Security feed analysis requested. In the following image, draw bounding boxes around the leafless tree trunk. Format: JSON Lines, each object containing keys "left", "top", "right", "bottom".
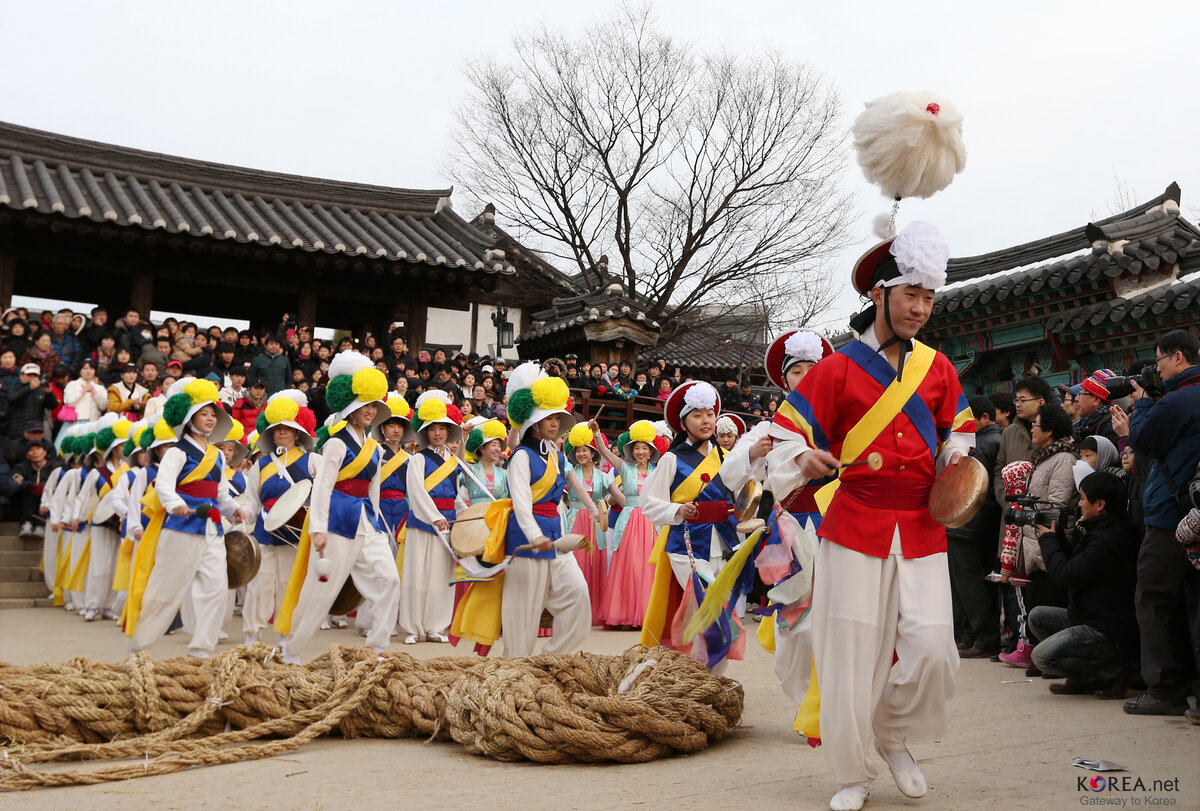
{"left": 446, "top": 2, "right": 852, "bottom": 336}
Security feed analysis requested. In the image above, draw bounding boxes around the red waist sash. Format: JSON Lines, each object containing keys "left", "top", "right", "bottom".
{"left": 335, "top": 480, "right": 370, "bottom": 497}
{"left": 780, "top": 485, "right": 820, "bottom": 515}
{"left": 178, "top": 481, "right": 218, "bottom": 499}
{"left": 686, "top": 500, "right": 732, "bottom": 524}
{"left": 432, "top": 497, "right": 455, "bottom": 510}
{"left": 839, "top": 477, "right": 932, "bottom": 510}
{"left": 380, "top": 489, "right": 406, "bottom": 500}
{"left": 532, "top": 501, "right": 559, "bottom": 518}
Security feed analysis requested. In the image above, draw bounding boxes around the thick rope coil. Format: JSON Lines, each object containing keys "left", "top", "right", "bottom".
{"left": 0, "top": 644, "right": 743, "bottom": 790}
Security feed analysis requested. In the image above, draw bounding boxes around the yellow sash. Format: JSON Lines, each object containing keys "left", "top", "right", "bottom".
{"left": 66, "top": 472, "right": 119, "bottom": 592}
{"left": 275, "top": 436, "right": 377, "bottom": 636}
{"left": 424, "top": 453, "right": 458, "bottom": 492}
{"left": 449, "top": 447, "right": 561, "bottom": 648}
{"left": 380, "top": 447, "right": 409, "bottom": 483}
{"left": 51, "top": 528, "right": 68, "bottom": 604}
{"left": 260, "top": 447, "right": 304, "bottom": 491}
{"left": 123, "top": 446, "right": 219, "bottom": 635}
{"left": 813, "top": 341, "right": 936, "bottom": 514}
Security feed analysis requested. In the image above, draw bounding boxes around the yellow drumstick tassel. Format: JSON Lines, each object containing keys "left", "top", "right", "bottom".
{"left": 681, "top": 525, "right": 765, "bottom": 644}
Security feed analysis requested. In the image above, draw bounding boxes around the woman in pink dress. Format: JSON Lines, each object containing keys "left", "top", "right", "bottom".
{"left": 564, "top": 423, "right": 617, "bottom": 625}
{"left": 596, "top": 419, "right": 660, "bottom": 629}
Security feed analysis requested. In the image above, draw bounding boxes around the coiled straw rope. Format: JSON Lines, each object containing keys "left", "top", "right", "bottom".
{"left": 0, "top": 644, "right": 743, "bottom": 790}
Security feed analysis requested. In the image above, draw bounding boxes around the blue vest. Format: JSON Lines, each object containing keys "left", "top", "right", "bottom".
{"left": 506, "top": 441, "right": 567, "bottom": 560}
{"left": 378, "top": 445, "right": 411, "bottom": 536}
{"left": 252, "top": 451, "right": 313, "bottom": 546}
{"left": 665, "top": 443, "right": 738, "bottom": 560}
{"left": 162, "top": 439, "right": 225, "bottom": 534}
{"left": 89, "top": 465, "right": 117, "bottom": 528}
{"left": 407, "top": 448, "right": 458, "bottom": 535}
{"left": 117, "top": 468, "right": 138, "bottom": 537}
{"left": 325, "top": 431, "right": 384, "bottom": 538}
{"left": 227, "top": 469, "right": 246, "bottom": 498}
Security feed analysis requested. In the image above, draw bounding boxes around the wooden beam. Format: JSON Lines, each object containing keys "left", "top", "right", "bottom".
{"left": 131, "top": 272, "right": 153, "bottom": 317}
{"left": 469, "top": 301, "right": 479, "bottom": 355}
{"left": 0, "top": 253, "right": 15, "bottom": 310}
{"left": 297, "top": 292, "right": 317, "bottom": 330}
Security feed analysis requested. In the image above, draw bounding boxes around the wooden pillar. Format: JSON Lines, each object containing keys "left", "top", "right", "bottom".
{"left": 131, "top": 271, "right": 153, "bottom": 318}
{"left": 469, "top": 302, "right": 479, "bottom": 355}
{"left": 407, "top": 302, "right": 428, "bottom": 350}
{"left": 297, "top": 292, "right": 317, "bottom": 331}
{"left": 0, "top": 254, "right": 15, "bottom": 311}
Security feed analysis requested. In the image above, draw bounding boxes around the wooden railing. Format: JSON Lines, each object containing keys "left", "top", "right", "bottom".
{"left": 569, "top": 388, "right": 759, "bottom": 440}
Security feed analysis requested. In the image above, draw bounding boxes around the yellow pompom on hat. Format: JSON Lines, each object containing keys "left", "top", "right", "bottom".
{"left": 326, "top": 350, "right": 390, "bottom": 427}
{"left": 255, "top": 390, "right": 317, "bottom": 454}
{"left": 412, "top": 390, "right": 462, "bottom": 449}
{"left": 371, "top": 394, "right": 416, "bottom": 445}
{"left": 504, "top": 361, "right": 577, "bottom": 441}
{"left": 623, "top": 419, "right": 662, "bottom": 463}
{"left": 215, "top": 418, "right": 250, "bottom": 466}
{"left": 148, "top": 413, "right": 178, "bottom": 450}
{"left": 161, "top": 377, "right": 233, "bottom": 441}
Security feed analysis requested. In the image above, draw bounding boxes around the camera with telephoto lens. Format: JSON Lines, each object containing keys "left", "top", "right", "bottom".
{"left": 1003, "top": 494, "right": 1062, "bottom": 528}
{"left": 1105, "top": 364, "right": 1165, "bottom": 400}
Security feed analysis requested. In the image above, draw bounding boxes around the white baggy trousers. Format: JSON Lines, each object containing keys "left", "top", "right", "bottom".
{"left": 811, "top": 528, "right": 958, "bottom": 785}
{"left": 129, "top": 524, "right": 227, "bottom": 657}
{"left": 242, "top": 543, "right": 297, "bottom": 638}
{"left": 500, "top": 553, "right": 590, "bottom": 658}
{"left": 280, "top": 511, "right": 401, "bottom": 660}
{"left": 396, "top": 527, "right": 455, "bottom": 640}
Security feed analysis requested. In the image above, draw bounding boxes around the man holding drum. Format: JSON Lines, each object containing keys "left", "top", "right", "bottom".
{"left": 769, "top": 221, "right": 975, "bottom": 811}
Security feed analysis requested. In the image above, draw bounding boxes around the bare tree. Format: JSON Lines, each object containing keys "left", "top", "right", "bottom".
{"left": 446, "top": 2, "right": 852, "bottom": 336}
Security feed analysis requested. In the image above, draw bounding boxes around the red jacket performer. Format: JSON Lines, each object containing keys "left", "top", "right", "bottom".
{"left": 769, "top": 219, "right": 975, "bottom": 810}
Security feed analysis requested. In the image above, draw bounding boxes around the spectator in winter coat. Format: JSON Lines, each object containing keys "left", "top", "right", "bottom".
{"left": 106, "top": 363, "right": 148, "bottom": 419}
{"left": 247, "top": 335, "right": 291, "bottom": 394}
{"left": 219, "top": 365, "right": 249, "bottom": 410}
{"left": 61, "top": 359, "right": 108, "bottom": 427}
{"left": 1074, "top": 369, "right": 1121, "bottom": 446}
{"left": 48, "top": 314, "right": 83, "bottom": 371}
{"left": 4, "top": 364, "right": 54, "bottom": 440}
{"left": 993, "top": 376, "right": 1049, "bottom": 506}
{"left": 20, "top": 332, "right": 60, "bottom": 378}
{"left": 4, "top": 318, "right": 34, "bottom": 360}
{"left": 180, "top": 334, "right": 213, "bottom": 376}
{"left": 137, "top": 336, "right": 171, "bottom": 374}
{"left": 1030, "top": 471, "right": 1140, "bottom": 697}
{"left": 172, "top": 323, "right": 203, "bottom": 364}
{"left": 114, "top": 308, "right": 153, "bottom": 355}
{"left": 91, "top": 334, "right": 120, "bottom": 384}
{"left": 78, "top": 306, "right": 112, "bottom": 357}
{"left": 233, "top": 379, "right": 269, "bottom": 434}
{"left": 1022, "top": 404, "right": 1079, "bottom": 577}
{"left": 12, "top": 439, "right": 60, "bottom": 534}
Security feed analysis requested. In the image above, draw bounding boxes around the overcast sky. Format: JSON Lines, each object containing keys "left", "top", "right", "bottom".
{"left": 3, "top": 1, "right": 1196, "bottom": 334}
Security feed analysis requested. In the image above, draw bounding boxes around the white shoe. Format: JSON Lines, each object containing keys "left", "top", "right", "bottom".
{"left": 19, "top": 522, "right": 33, "bottom": 537}
{"left": 875, "top": 742, "right": 927, "bottom": 798}
{"left": 282, "top": 652, "right": 302, "bottom": 665}
{"left": 426, "top": 633, "right": 449, "bottom": 643}
{"left": 33, "top": 524, "right": 44, "bottom": 537}
{"left": 102, "top": 610, "right": 118, "bottom": 620}
{"left": 829, "top": 783, "right": 869, "bottom": 811}
{"left": 83, "top": 609, "right": 97, "bottom": 622}
{"left": 244, "top": 634, "right": 259, "bottom": 646}
{"left": 358, "top": 627, "right": 370, "bottom": 637}
{"left": 218, "top": 630, "right": 229, "bottom": 642}
{"left": 403, "top": 635, "right": 419, "bottom": 645}
{"left": 319, "top": 619, "right": 332, "bottom": 630}
{"left": 330, "top": 616, "right": 348, "bottom": 628}
{"left": 64, "top": 602, "right": 75, "bottom": 612}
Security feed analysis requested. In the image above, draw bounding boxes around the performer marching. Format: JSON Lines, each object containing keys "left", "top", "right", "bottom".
{"left": 640, "top": 381, "right": 742, "bottom": 671}
{"left": 124, "top": 380, "right": 247, "bottom": 657}
{"left": 399, "top": 390, "right": 463, "bottom": 644}
{"left": 769, "top": 224, "right": 974, "bottom": 809}
{"left": 597, "top": 420, "right": 660, "bottom": 629}
{"left": 74, "top": 415, "right": 133, "bottom": 621}
{"left": 275, "top": 351, "right": 400, "bottom": 662}
{"left": 563, "top": 422, "right": 614, "bottom": 624}
{"left": 241, "top": 391, "right": 319, "bottom": 645}
{"left": 459, "top": 419, "right": 509, "bottom": 506}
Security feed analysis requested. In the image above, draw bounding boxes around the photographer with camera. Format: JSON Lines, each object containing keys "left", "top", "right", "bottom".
{"left": 1073, "top": 370, "right": 1121, "bottom": 446}
{"left": 1123, "top": 329, "right": 1200, "bottom": 716}
{"left": 1029, "top": 471, "right": 1140, "bottom": 698}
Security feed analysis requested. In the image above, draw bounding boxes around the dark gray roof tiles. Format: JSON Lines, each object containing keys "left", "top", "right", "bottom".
{"left": 0, "top": 120, "right": 514, "bottom": 275}
{"left": 1044, "top": 272, "right": 1200, "bottom": 335}
{"left": 519, "top": 286, "right": 661, "bottom": 341}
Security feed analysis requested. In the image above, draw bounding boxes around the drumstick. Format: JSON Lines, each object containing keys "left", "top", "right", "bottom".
{"left": 446, "top": 515, "right": 489, "bottom": 525}
{"left": 840, "top": 452, "right": 884, "bottom": 471}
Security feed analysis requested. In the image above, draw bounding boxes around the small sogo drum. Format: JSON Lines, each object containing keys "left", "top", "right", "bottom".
{"left": 225, "top": 530, "right": 261, "bottom": 589}
{"left": 450, "top": 501, "right": 491, "bottom": 558}
{"left": 929, "top": 456, "right": 989, "bottom": 528}
{"left": 263, "top": 480, "right": 312, "bottom": 544}
{"left": 733, "top": 481, "right": 765, "bottom": 534}
{"left": 329, "top": 578, "right": 364, "bottom": 616}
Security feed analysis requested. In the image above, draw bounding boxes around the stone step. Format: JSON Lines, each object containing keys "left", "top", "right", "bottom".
{"left": 0, "top": 536, "right": 43, "bottom": 552}
{"left": 0, "top": 581, "right": 48, "bottom": 598}
{"left": 0, "top": 597, "right": 37, "bottom": 609}
{"left": 0, "top": 550, "right": 41, "bottom": 567}
{"left": 0, "top": 566, "right": 37, "bottom": 582}
{"left": 33, "top": 597, "right": 57, "bottom": 608}
{"left": 0, "top": 522, "right": 20, "bottom": 535}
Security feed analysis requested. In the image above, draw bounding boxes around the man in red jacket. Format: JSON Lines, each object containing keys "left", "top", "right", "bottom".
{"left": 232, "top": 379, "right": 268, "bottom": 435}
{"left": 769, "top": 222, "right": 975, "bottom": 811}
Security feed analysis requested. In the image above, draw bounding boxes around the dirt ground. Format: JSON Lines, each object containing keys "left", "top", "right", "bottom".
{"left": 1, "top": 607, "right": 1197, "bottom": 811}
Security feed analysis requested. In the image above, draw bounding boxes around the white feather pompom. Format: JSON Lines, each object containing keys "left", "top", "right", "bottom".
{"left": 784, "top": 330, "right": 824, "bottom": 363}
{"left": 716, "top": 416, "right": 738, "bottom": 435}
{"left": 267, "top": 390, "right": 309, "bottom": 407}
{"left": 415, "top": 389, "right": 451, "bottom": 408}
{"left": 652, "top": 420, "right": 674, "bottom": 439}
{"left": 505, "top": 361, "right": 545, "bottom": 394}
{"left": 95, "top": 412, "right": 120, "bottom": 430}
{"left": 165, "top": 377, "right": 193, "bottom": 398}
{"left": 890, "top": 221, "right": 950, "bottom": 290}
{"left": 853, "top": 91, "right": 966, "bottom": 200}
{"left": 682, "top": 381, "right": 718, "bottom": 412}
{"left": 872, "top": 212, "right": 896, "bottom": 240}
{"left": 328, "top": 350, "right": 373, "bottom": 380}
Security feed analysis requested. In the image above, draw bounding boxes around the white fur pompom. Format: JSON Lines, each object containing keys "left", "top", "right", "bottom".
{"left": 716, "top": 416, "right": 738, "bottom": 436}
{"left": 505, "top": 361, "right": 545, "bottom": 394}
{"left": 165, "top": 377, "right": 194, "bottom": 398}
{"left": 95, "top": 412, "right": 120, "bottom": 430}
{"left": 853, "top": 91, "right": 966, "bottom": 200}
{"left": 890, "top": 221, "right": 950, "bottom": 290}
{"left": 652, "top": 420, "right": 673, "bottom": 439}
{"left": 268, "top": 390, "right": 309, "bottom": 407}
{"left": 682, "top": 381, "right": 718, "bottom": 412}
{"left": 328, "top": 350, "right": 373, "bottom": 380}
{"left": 784, "top": 330, "right": 824, "bottom": 363}
{"left": 415, "top": 389, "right": 451, "bottom": 408}
{"left": 872, "top": 212, "right": 896, "bottom": 240}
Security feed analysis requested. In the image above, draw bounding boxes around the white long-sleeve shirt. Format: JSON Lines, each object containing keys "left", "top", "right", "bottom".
{"left": 49, "top": 467, "right": 82, "bottom": 527}
{"left": 72, "top": 460, "right": 124, "bottom": 524}
{"left": 307, "top": 429, "right": 381, "bottom": 535}
{"left": 39, "top": 466, "right": 64, "bottom": 517}
{"left": 720, "top": 420, "right": 771, "bottom": 493}
{"left": 506, "top": 441, "right": 597, "bottom": 543}
{"left": 156, "top": 436, "right": 239, "bottom": 520}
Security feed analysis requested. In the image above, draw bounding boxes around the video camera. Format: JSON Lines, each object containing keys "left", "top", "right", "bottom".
{"left": 1003, "top": 494, "right": 1063, "bottom": 529}
{"left": 1105, "top": 364, "right": 1165, "bottom": 400}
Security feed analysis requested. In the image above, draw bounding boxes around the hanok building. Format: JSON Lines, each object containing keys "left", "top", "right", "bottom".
{"left": 924, "top": 183, "right": 1200, "bottom": 393}
{"left": 0, "top": 121, "right": 561, "bottom": 347}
